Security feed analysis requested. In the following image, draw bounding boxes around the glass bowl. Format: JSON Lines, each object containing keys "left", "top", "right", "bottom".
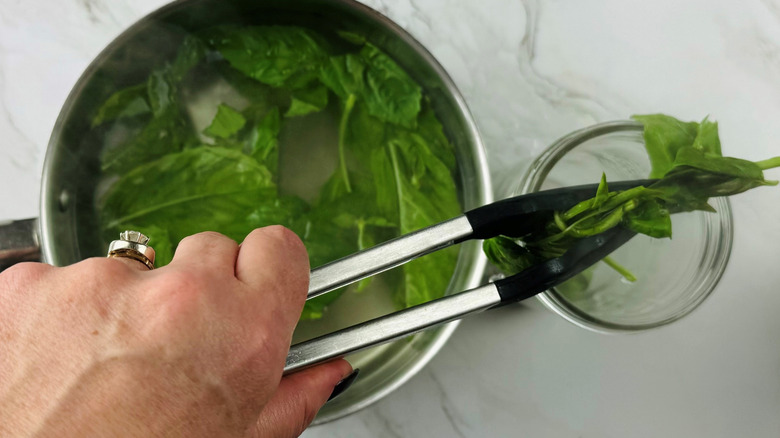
{"left": 516, "top": 121, "right": 733, "bottom": 332}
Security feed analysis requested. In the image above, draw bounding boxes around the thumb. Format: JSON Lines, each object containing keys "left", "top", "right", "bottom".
{"left": 249, "top": 359, "right": 354, "bottom": 438}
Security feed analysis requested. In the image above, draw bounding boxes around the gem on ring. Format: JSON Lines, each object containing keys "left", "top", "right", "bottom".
{"left": 107, "top": 230, "right": 156, "bottom": 270}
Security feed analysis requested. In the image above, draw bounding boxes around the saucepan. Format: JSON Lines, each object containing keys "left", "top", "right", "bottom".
{"left": 0, "top": 0, "right": 492, "bottom": 423}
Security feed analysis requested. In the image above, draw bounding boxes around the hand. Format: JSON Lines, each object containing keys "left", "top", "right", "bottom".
{"left": 0, "top": 226, "right": 352, "bottom": 437}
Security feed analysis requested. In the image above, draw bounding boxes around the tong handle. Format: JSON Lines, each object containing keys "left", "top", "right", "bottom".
{"left": 307, "top": 217, "right": 473, "bottom": 300}
{"left": 287, "top": 283, "right": 499, "bottom": 374}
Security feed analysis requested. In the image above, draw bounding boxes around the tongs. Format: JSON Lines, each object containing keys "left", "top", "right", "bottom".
{"left": 284, "top": 179, "right": 654, "bottom": 374}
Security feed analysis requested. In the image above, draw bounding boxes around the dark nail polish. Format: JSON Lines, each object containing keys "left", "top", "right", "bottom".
{"left": 328, "top": 368, "right": 360, "bottom": 402}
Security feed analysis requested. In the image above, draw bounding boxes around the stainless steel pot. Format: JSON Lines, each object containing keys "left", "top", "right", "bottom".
{"left": 0, "top": 0, "right": 492, "bottom": 423}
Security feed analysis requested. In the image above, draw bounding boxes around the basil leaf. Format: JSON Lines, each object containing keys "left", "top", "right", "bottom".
{"left": 204, "top": 103, "right": 246, "bottom": 139}
{"left": 483, "top": 236, "right": 538, "bottom": 275}
{"left": 204, "top": 25, "right": 328, "bottom": 89}
{"left": 360, "top": 44, "right": 422, "bottom": 128}
{"left": 386, "top": 130, "right": 460, "bottom": 307}
{"left": 691, "top": 116, "right": 721, "bottom": 155}
{"left": 247, "top": 108, "right": 281, "bottom": 174}
{"left": 288, "top": 205, "right": 359, "bottom": 320}
{"left": 100, "top": 38, "right": 204, "bottom": 174}
{"left": 336, "top": 30, "right": 367, "bottom": 45}
{"left": 319, "top": 53, "right": 365, "bottom": 100}
{"left": 555, "top": 268, "right": 595, "bottom": 301}
{"left": 320, "top": 45, "right": 422, "bottom": 128}
{"left": 91, "top": 83, "right": 150, "bottom": 127}
{"left": 148, "top": 35, "right": 206, "bottom": 116}
{"left": 651, "top": 147, "right": 777, "bottom": 212}
{"left": 631, "top": 113, "right": 699, "bottom": 178}
{"left": 285, "top": 82, "right": 329, "bottom": 117}
{"left": 369, "top": 146, "right": 397, "bottom": 217}
{"left": 168, "top": 35, "right": 207, "bottom": 84}
{"left": 591, "top": 173, "right": 610, "bottom": 208}
{"left": 416, "top": 104, "right": 456, "bottom": 172}
{"left": 671, "top": 147, "right": 765, "bottom": 181}
{"left": 347, "top": 101, "right": 388, "bottom": 167}
{"left": 101, "top": 147, "right": 275, "bottom": 246}
{"left": 100, "top": 108, "right": 199, "bottom": 174}
{"left": 623, "top": 198, "right": 672, "bottom": 238}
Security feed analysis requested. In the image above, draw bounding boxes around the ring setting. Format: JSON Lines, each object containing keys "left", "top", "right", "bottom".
{"left": 107, "top": 230, "right": 155, "bottom": 270}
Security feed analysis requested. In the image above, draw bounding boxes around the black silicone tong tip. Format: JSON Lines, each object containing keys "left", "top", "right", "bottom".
{"left": 492, "top": 226, "right": 637, "bottom": 306}
{"left": 464, "top": 179, "right": 656, "bottom": 240}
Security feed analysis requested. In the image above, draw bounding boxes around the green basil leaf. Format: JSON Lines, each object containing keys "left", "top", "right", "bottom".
{"left": 416, "top": 104, "right": 456, "bottom": 172}
{"left": 100, "top": 108, "right": 199, "bottom": 174}
{"left": 320, "top": 45, "right": 422, "bottom": 129}
{"left": 632, "top": 113, "right": 699, "bottom": 178}
{"left": 691, "top": 116, "right": 721, "bottom": 155}
{"left": 101, "top": 147, "right": 275, "bottom": 247}
{"left": 285, "top": 82, "right": 329, "bottom": 117}
{"left": 360, "top": 44, "right": 422, "bottom": 128}
{"left": 650, "top": 147, "right": 776, "bottom": 211}
{"left": 369, "top": 147, "right": 397, "bottom": 217}
{"left": 319, "top": 53, "right": 365, "bottom": 100}
{"left": 671, "top": 147, "right": 765, "bottom": 181}
{"left": 622, "top": 198, "right": 672, "bottom": 238}
{"left": 204, "top": 103, "right": 246, "bottom": 139}
{"left": 148, "top": 35, "right": 205, "bottom": 116}
{"left": 386, "top": 131, "right": 461, "bottom": 307}
{"left": 247, "top": 108, "right": 281, "bottom": 174}
{"left": 336, "top": 30, "right": 367, "bottom": 45}
{"left": 205, "top": 25, "right": 328, "bottom": 89}
{"left": 554, "top": 268, "right": 595, "bottom": 301}
{"left": 100, "top": 38, "right": 204, "bottom": 174}
{"left": 591, "top": 173, "right": 610, "bottom": 208}
{"left": 483, "top": 236, "right": 538, "bottom": 275}
{"left": 91, "top": 83, "right": 150, "bottom": 127}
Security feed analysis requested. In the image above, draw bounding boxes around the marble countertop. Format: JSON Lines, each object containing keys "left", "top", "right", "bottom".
{"left": 2, "top": 0, "right": 780, "bottom": 436}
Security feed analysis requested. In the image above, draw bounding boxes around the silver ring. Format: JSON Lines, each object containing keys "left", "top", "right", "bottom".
{"left": 107, "top": 230, "right": 156, "bottom": 270}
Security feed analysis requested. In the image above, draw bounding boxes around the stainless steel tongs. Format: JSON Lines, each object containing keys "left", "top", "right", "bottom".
{"left": 284, "top": 179, "right": 654, "bottom": 374}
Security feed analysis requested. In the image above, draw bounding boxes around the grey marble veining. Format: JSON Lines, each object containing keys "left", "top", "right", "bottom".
{"left": 1, "top": 0, "right": 780, "bottom": 436}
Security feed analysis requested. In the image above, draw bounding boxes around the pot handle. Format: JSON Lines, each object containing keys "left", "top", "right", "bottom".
{"left": 0, "top": 218, "right": 41, "bottom": 270}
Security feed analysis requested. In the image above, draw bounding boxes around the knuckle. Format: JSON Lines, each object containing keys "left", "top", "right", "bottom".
{"left": 180, "top": 231, "right": 235, "bottom": 248}
{"left": 72, "top": 258, "right": 136, "bottom": 290}
{"left": 0, "top": 262, "right": 53, "bottom": 293}
{"left": 252, "top": 226, "right": 307, "bottom": 257}
{"left": 62, "top": 258, "right": 133, "bottom": 304}
{"left": 145, "top": 268, "right": 213, "bottom": 323}
{"left": 1, "top": 261, "right": 51, "bottom": 281}
{"left": 176, "top": 233, "right": 199, "bottom": 249}
{"left": 153, "top": 269, "right": 204, "bottom": 301}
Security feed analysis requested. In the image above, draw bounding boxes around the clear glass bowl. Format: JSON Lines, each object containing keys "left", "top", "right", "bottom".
{"left": 516, "top": 121, "right": 733, "bottom": 332}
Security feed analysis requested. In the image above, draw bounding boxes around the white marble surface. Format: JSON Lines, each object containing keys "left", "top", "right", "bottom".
{"left": 2, "top": 0, "right": 780, "bottom": 436}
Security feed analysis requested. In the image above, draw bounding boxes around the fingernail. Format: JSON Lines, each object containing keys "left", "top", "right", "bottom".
{"left": 328, "top": 368, "right": 360, "bottom": 402}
